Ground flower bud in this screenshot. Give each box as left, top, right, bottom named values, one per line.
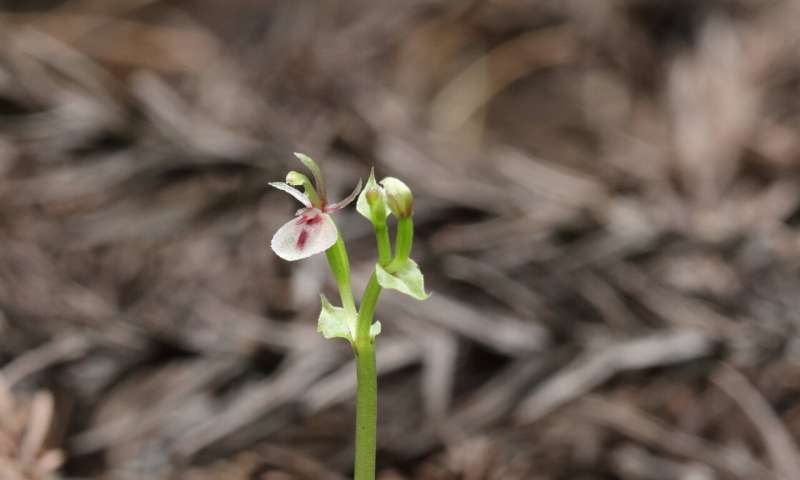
left=365, top=187, right=387, bottom=226
left=380, top=177, right=413, bottom=218
left=356, top=168, right=390, bottom=223
left=365, top=188, right=380, bottom=205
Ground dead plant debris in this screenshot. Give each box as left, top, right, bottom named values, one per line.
left=2, top=0, right=800, bottom=478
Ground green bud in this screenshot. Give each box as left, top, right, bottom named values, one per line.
left=366, top=188, right=380, bottom=205
left=356, top=168, right=390, bottom=223
left=365, top=187, right=387, bottom=226
left=380, top=177, right=413, bottom=218
left=286, top=170, right=310, bottom=186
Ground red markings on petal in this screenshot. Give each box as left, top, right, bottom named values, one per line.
left=297, top=212, right=323, bottom=225
left=271, top=211, right=337, bottom=261
left=297, top=229, right=309, bottom=249
left=296, top=213, right=323, bottom=249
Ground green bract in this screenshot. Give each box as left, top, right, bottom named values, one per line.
left=376, top=259, right=429, bottom=300
left=317, top=295, right=382, bottom=342
left=357, top=169, right=390, bottom=222
left=317, top=294, right=355, bottom=341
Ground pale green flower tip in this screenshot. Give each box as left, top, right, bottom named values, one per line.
left=293, top=152, right=327, bottom=201
left=286, top=170, right=309, bottom=186
left=320, top=293, right=331, bottom=307
left=380, top=177, right=413, bottom=218
left=293, top=151, right=315, bottom=165
left=293, top=152, right=321, bottom=175
left=365, top=187, right=381, bottom=206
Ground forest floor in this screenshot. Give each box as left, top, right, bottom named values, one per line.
left=2, top=1, right=800, bottom=479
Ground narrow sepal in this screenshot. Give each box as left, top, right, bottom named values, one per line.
left=268, top=181, right=311, bottom=208
left=326, top=178, right=363, bottom=212
left=293, top=152, right=326, bottom=201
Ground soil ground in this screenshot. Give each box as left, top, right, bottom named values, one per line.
left=2, top=1, right=800, bottom=479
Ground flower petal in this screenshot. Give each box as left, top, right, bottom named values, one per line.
left=270, top=212, right=338, bottom=261
left=325, top=178, right=362, bottom=212
left=268, top=182, right=311, bottom=208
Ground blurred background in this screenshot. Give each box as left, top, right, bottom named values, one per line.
left=2, top=0, right=800, bottom=479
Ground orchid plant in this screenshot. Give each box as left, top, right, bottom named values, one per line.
left=269, top=153, right=428, bottom=480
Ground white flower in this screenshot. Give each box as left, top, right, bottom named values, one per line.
left=268, top=155, right=361, bottom=261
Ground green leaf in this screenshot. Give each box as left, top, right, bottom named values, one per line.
left=357, top=168, right=390, bottom=221
left=317, top=295, right=356, bottom=342
left=375, top=259, right=429, bottom=300
left=370, top=321, right=382, bottom=339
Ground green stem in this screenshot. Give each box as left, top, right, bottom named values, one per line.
left=356, top=272, right=382, bottom=344
left=354, top=273, right=382, bottom=480
left=324, top=229, right=357, bottom=315
left=387, top=217, right=413, bottom=272
left=354, top=341, right=377, bottom=480
left=375, top=223, right=392, bottom=267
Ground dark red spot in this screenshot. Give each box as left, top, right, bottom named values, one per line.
left=298, top=214, right=323, bottom=225
left=297, top=229, right=309, bottom=250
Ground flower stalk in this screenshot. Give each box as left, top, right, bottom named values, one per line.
left=366, top=187, right=392, bottom=267
left=387, top=217, right=413, bottom=273
left=353, top=272, right=381, bottom=480
left=325, top=231, right=357, bottom=315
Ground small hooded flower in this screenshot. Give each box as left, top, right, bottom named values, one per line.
left=269, top=154, right=361, bottom=261
left=381, top=177, right=413, bottom=219
left=357, top=172, right=413, bottom=221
